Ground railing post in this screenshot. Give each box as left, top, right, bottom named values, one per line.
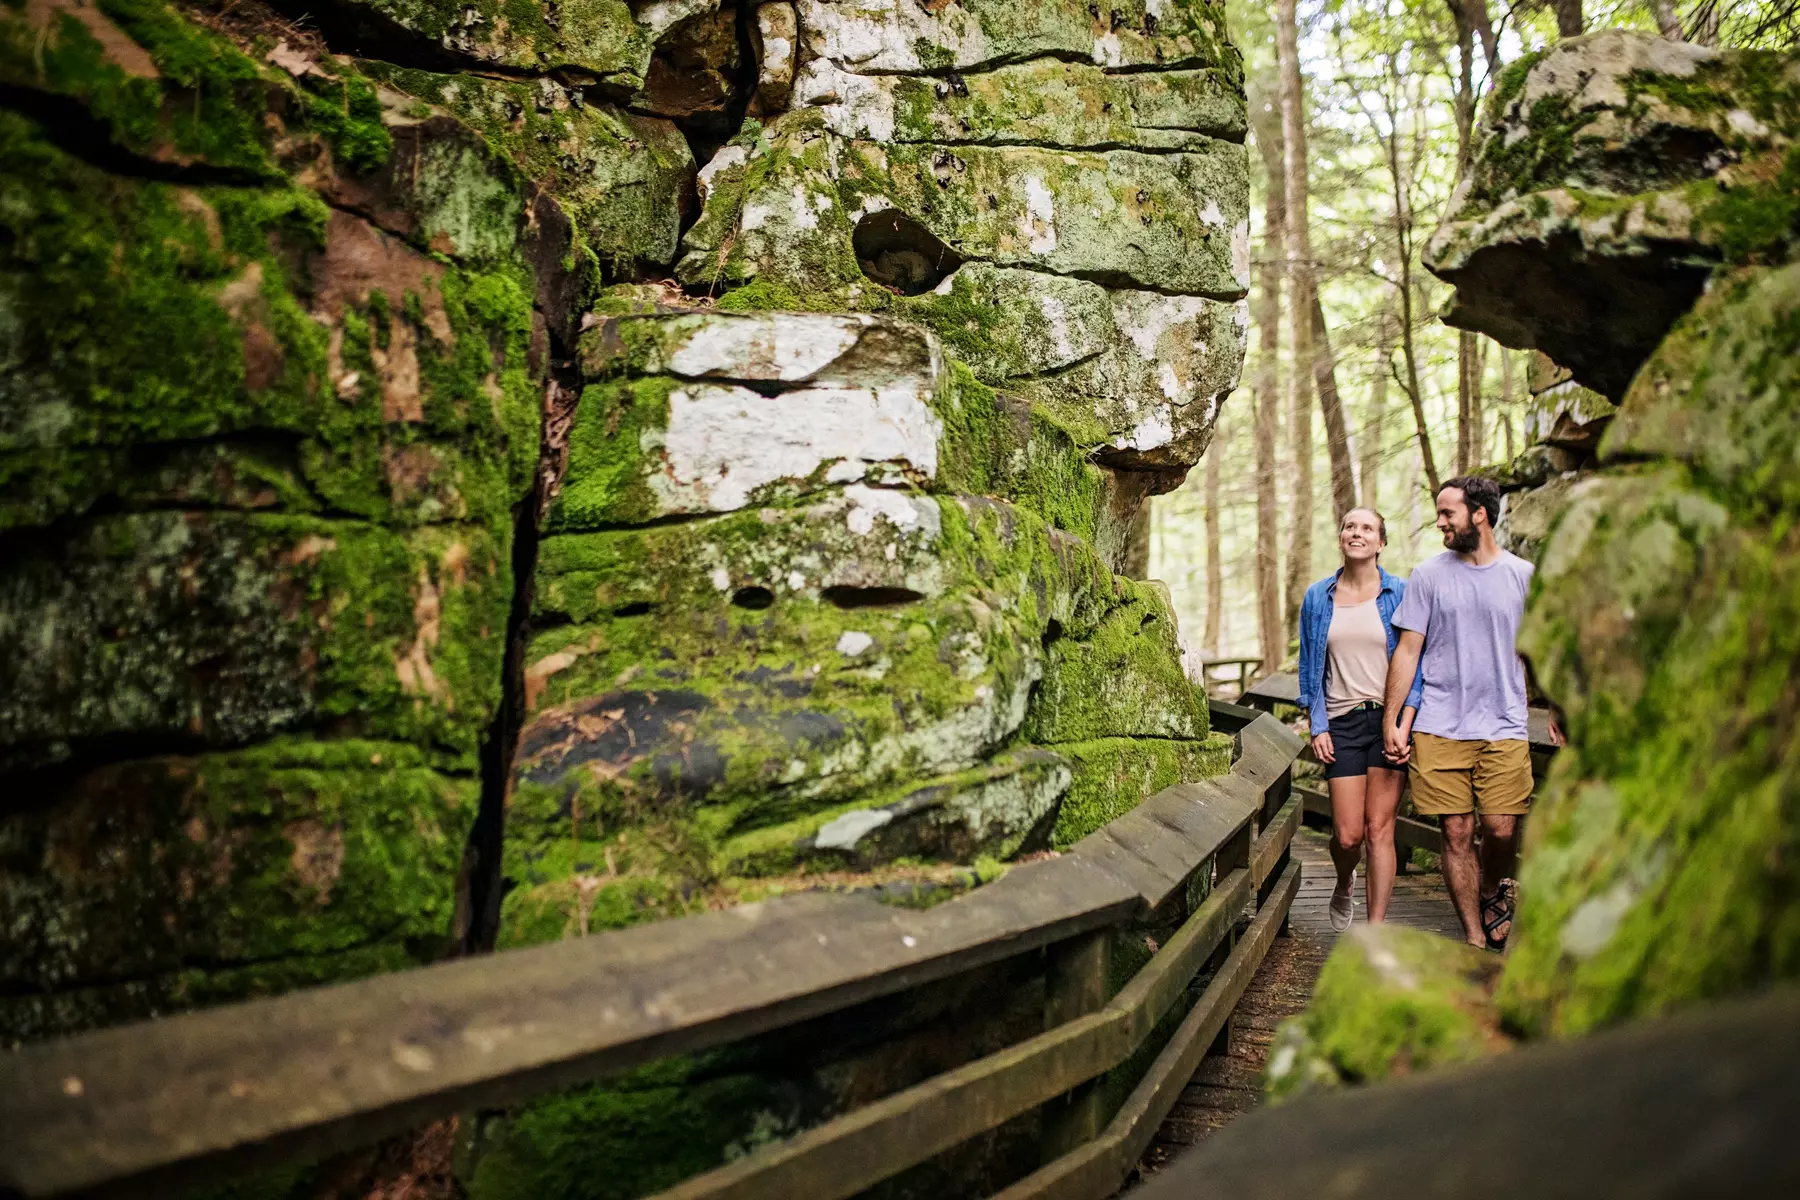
left=1201, top=821, right=1253, bottom=1059
left=1039, top=928, right=1112, bottom=1161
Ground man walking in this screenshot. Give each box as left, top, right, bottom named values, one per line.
left=1382, top=476, right=1551, bottom=950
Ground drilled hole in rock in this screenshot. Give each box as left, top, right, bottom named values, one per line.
left=1042, top=618, right=1065, bottom=647
left=821, top=586, right=926, bottom=609
left=613, top=601, right=653, bottom=617
left=732, top=586, right=775, bottom=610
left=854, top=209, right=964, bottom=295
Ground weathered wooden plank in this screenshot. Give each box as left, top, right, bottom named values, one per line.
left=646, top=869, right=1258, bottom=1200
left=1112, top=871, right=1251, bottom=1046
left=993, top=861, right=1303, bottom=1200
left=1239, top=671, right=1299, bottom=711
left=0, top=857, right=1139, bottom=1200
left=1136, top=784, right=1257, bottom=868
left=1070, top=819, right=1207, bottom=911
left=1133, top=983, right=1800, bottom=1200
left=1251, top=799, right=1300, bottom=889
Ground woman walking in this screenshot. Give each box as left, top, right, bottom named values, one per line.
left=1297, top=508, right=1422, bottom=931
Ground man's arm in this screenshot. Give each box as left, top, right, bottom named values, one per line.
left=1384, top=629, right=1425, bottom=762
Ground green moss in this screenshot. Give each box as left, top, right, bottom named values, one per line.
left=357, top=61, right=690, bottom=273
left=1484, top=49, right=1546, bottom=125
left=1050, top=734, right=1233, bottom=848
left=1024, top=578, right=1206, bottom=743
left=1504, top=463, right=1800, bottom=1035
left=0, top=737, right=476, bottom=1041
left=0, top=105, right=539, bottom=531
left=463, top=1055, right=785, bottom=1200
left=0, top=512, right=513, bottom=772
left=1266, top=926, right=1504, bottom=1099
left=714, top=277, right=838, bottom=313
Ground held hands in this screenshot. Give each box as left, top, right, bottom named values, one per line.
left=1383, top=711, right=1414, bottom=766
left=1310, top=731, right=1335, bottom=765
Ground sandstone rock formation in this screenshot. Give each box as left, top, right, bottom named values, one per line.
left=1278, top=30, right=1800, bottom=1096
left=2, top=0, right=1247, bottom=1191
left=1427, top=29, right=1798, bottom=398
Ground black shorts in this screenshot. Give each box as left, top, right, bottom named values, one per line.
left=1323, top=705, right=1402, bottom=780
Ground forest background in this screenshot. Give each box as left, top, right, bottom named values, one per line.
left=1150, top=0, right=1800, bottom=676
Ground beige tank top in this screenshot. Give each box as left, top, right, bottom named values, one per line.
left=1325, top=598, right=1388, bottom=718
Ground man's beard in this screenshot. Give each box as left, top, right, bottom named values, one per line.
left=1443, top=522, right=1480, bottom=554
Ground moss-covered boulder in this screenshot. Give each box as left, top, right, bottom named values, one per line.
left=0, top=0, right=578, bottom=1038
left=1425, top=30, right=1800, bottom=397
left=1265, top=926, right=1506, bottom=1101
left=1503, top=263, right=1800, bottom=1036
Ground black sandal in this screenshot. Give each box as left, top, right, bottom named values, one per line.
left=1480, top=880, right=1516, bottom=951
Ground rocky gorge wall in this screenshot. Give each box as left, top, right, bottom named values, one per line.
left=1271, top=30, right=1800, bottom=1096
left=0, top=0, right=1249, bottom=1192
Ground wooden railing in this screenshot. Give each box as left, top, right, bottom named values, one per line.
left=0, top=705, right=1303, bottom=1200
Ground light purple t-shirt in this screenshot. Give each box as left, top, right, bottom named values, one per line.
left=1390, top=550, right=1534, bottom=742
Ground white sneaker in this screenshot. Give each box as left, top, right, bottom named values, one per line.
left=1329, top=869, right=1356, bottom=932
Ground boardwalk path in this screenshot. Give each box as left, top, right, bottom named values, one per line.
left=1129, top=826, right=1462, bottom=1180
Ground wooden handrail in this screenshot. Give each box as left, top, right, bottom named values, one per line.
left=0, top=711, right=1304, bottom=1200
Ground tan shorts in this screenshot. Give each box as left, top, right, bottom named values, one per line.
left=1409, top=734, right=1533, bottom=817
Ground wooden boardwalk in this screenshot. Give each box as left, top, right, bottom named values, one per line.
left=1127, top=826, right=1462, bottom=1184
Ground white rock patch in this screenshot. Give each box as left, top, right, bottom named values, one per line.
left=653, top=383, right=944, bottom=514
left=1021, top=175, right=1058, bottom=254
left=660, top=312, right=871, bottom=381
left=836, top=630, right=874, bottom=656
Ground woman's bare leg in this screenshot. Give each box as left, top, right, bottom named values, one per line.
left=1328, top=774, right=1368, bottom=897
left=1363, top=765, right=1405, bottom=922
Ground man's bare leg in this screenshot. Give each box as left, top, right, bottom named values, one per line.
left=1363, top=767, right=1404, bottom=922
left=1478, top=813, right=1519, bottom=940
left=1440, top=812, right=1484, bottom=947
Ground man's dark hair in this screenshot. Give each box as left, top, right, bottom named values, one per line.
left=1440, top=475, right=1502, bottom=528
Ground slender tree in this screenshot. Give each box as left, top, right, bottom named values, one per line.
left=1277, top=0, right=1314, bottom=638
left=1311, top=295, right=1359, bottom=518
left=1651, top=0, right=1683, bottom=38
left=1552, top=0, right=1584, bottom=37
left=1362, top=304, right=1395, bottom=511
left=1250, top=88, right=1287, bottom=676
left=1500, top=347, right=1518, bottom=461
left=1203, top=433, right=1223, bottom=652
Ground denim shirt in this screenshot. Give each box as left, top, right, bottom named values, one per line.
left=1296, top=567, right=1424, bottom=736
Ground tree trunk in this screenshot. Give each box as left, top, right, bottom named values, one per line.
left=1277, top=0, right=1313, bottom=641
left=1121, top=502, right=1151, bottom=579
left=1501, top=347, right=1517, bottom=461
left=1651, top=0, right=1682, bottom=39
left=1383, top=72, right=1439, bottom=496
left=1552, top=0, right=1584, bottom=37
left=1311, top=294, right=1358, bottom=519
left=1203, top=437, right=1223, bottom=652
left=1456, top=331, right=1477, bottom=474
left=1362, top=306, right=1393, bottom=511
left=1250, top=86, right=1286, bottom=678
left=1471, top=335, right=1488, bottom=467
